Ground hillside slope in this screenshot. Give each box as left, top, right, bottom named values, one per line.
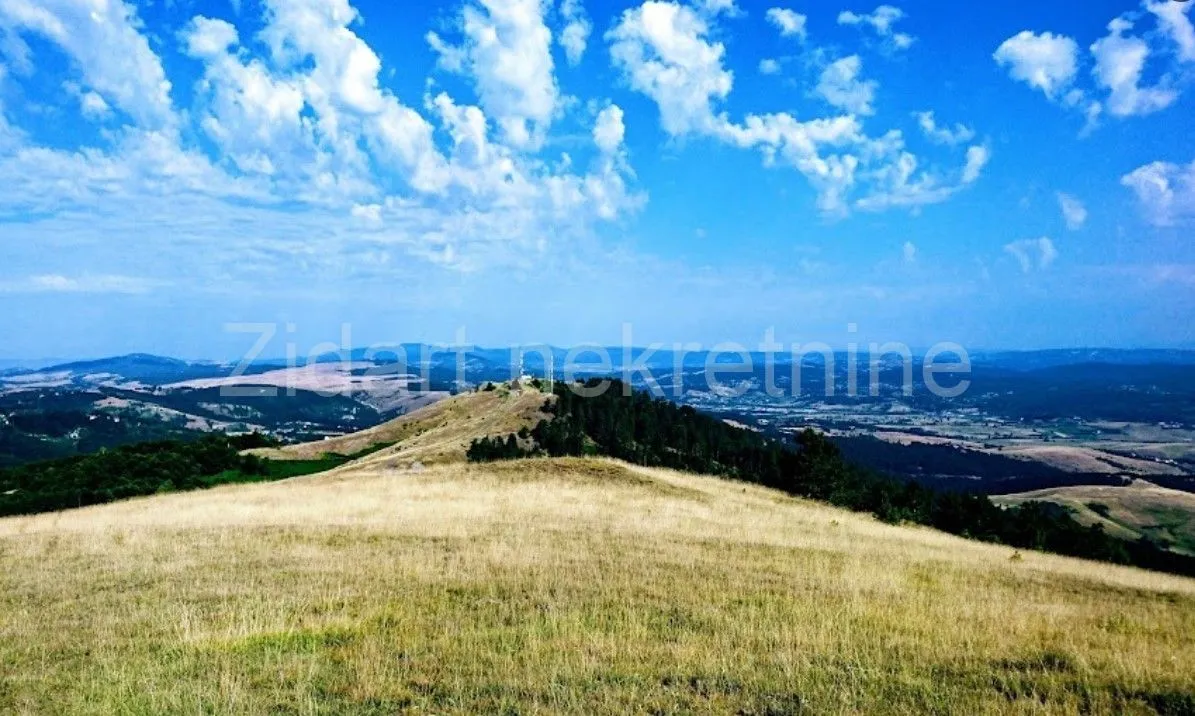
left=995, top=481, right=1195, bottom=557
left=2, top=450, right=1194, bottom=713
left=249, top=384, right=552, bottom=467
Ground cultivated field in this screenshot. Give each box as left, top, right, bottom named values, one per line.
left=2, top=448, right=1194, bottom=713
left=167, top=363, right=449, bottom=414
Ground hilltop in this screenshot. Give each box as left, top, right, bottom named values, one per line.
left=248, top=382, right=552, bottom=468
left=1, top=385, right=1194, bottom=713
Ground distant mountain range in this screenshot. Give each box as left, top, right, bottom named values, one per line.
left=6, top=346, right=1195, bottom=383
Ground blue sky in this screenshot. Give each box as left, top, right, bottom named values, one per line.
left=0, top=0, right=1193, bottom=359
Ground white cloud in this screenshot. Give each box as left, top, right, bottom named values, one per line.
left=182, top=16, right=239, bottom=58
left=0, top=0, right=645, bottom=285
left=1090, top=16, right=1177, bottom=118
left=253, top=0, right=450, bottom=193
left=0, top=0, right=992, bottom=300
left=1004, top=237, right=1058, bottom=273
left=558, top=0, right=591, bottom=65
left=0, top=72, right=21, bottom=151
left=996, top=4, right=1195, bottom=126
left=608, top=1, right=981, bottom=216
left=425, top=0, right=561, bottom=149
left=1146, top=0, right=1195, bottom=62
left=182, top=14, right=375, bottom=197
left=766, top=8, right=806, bottom=40
left=838, top=5, right=914, bottom=50
left=426, top=31, right=466, bottom=73
left=79, top=91, right=111, bottom=118
left=0, top=0, right=175, bottom=129
left=593, top=103, right=625, bottom=154
left=693, top=0, right=739, bottom=17
left=902, top=241, right=916, bottom=264
left=1057, top=192, right=1088, bottom=230
left=0, top=274, right=161, bottom=295
left=855, top=141, right=989, bottom=212
left=914, top=110, right=974, bottom=146
left=63, top=81, right=112, bottom=120
left=962, top=145, right=989, bottom=185
left=815, top=55, right=876, bottom=116
left=1121, top=159, right=1195, bottom=227
left=351, top=203, right=383, bottom=224
left=758, top=58, right=780, bottom=75
left=993, top=31, right=1079, bottom=99
left=607, top=1, right=732, bottom=136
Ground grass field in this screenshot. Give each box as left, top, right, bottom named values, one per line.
left=3, top=389, right=1194, bottom=714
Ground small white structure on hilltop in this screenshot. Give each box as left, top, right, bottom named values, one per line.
left=513, top=352, right=554, bottom=392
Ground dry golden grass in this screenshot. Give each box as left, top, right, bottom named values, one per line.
left=249, top=385, right=551, bottom=467
left=2, top=454, right=1194, bottom=714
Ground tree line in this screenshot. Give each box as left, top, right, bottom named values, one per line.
left=0, top=433, right=282, bottom=517
left=469, top=379, right=1195, bottom=579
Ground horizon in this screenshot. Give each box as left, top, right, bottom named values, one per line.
left=7, top=341, right=1195, bottom=370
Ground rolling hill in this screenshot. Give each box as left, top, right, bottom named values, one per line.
left=1, top=386, right=1194, bottom=714
left=247, top=382, right=552, bottom=467
left=995, top=481, right=1195, bottom=557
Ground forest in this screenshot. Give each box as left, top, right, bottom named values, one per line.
left=470, top=379, right=1195, bottom=579
left=0, top=433, right=366, bottom=517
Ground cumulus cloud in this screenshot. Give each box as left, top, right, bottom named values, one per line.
left=766, top=8, right=806, bottom=40
left=815, top=56, right=876, bottom=116
left=693, top=0, right=739, bottom=17
left=593, top=104, right=625, bottom=154
left=1146, top=0, right=1195, bottom=62
left=993, top=31, right=1080, bottom=99
left=608, top=1, right=982, bottom=215
left=0, top=0, right=645, bottom=285
left=0, top=0, right=175, bottom=128
left=902, top=241, right=916, bottom=264
left=608, top=2, right=866, bottom=212
left=0, top=0, right=992, bottom=298
left=758, top=58, right=780, bottom=75
left=1004, top=237, right=1058, bottom=273
left=1090, top=16, right=1177, bottom=117
left=838, top=5, right=915, bottom=50
left=995, top=3, right=1195, bottom=126
left=63, top=81, right=113, bottom=120
left=182, top=16, right=239, bottom=58
left=914, top=111, right=975, bottom=146
left=1122, top=159, right=1195, bottom=226
left=181, top=17, right=322, bottom=187
left=558, top=0, right=592, bottom=65
left=607, top=2, right=733, bottom=137
left=1057, top=192, right=1088, bottom=230
left=962, top=145, right=990, bottom=185
left=855, top=143, right=988, bottom=212
left=427, top=0, right=561, bottom=149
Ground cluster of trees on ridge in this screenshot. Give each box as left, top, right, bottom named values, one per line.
left=0, top=433, right=387, bottom=517
left=468, top=379, right=1195, bottom=579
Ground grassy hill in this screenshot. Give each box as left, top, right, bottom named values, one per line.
left=2, top=386, right=1194, bottom=713
left=248, top=382, right=552, bottom=467
left=995, top=481, right=1195, bottom=557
